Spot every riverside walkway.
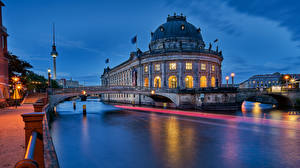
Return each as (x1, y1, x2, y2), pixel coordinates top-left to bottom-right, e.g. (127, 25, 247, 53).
(0, 104, 32, 167)
(0, 93, 45, 167)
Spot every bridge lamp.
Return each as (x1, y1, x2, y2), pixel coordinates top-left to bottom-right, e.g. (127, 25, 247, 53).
(284, 75, 289, 87)
(151, 90, 155, 95)
(290, 78, 295, 88)
(225, 76, 229, 87)
(231, 73, 235, 87)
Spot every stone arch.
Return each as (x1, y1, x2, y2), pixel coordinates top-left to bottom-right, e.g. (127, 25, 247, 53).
(147, 92, 179, 107)
(245, 93, 293, 108)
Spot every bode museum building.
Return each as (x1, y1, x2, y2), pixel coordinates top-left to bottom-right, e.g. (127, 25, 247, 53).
(101, 14, 224, 106)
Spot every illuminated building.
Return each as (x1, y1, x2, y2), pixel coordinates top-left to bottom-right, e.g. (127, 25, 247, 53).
(101, 14, 223, 90)
(0, 1, 9, 103)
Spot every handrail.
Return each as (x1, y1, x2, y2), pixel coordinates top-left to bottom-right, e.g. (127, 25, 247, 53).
(15, 131, 40, 168)
(25, 131, 38, 160)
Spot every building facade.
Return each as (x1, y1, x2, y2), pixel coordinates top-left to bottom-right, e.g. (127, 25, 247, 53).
(0, 1, 9, 102)
(57, 78, 81, 88)
(101, 15, 223, 91)
(239, 72, 281, 89)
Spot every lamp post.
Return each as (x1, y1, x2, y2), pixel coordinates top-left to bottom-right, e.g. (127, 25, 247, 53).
(290, 78, 295, 88)
(47, 68, 51, 88)
(284, 75, 289, 88)
(12, 76, 21, 108)
(231, 73, 235, 87)
(225, 76, 229, 87)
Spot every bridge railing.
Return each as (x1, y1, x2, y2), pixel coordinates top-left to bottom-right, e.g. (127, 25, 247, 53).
(52, 86, 239, 95)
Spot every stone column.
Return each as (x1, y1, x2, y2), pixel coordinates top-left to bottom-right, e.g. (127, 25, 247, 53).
(178, 61, 182, 88)
(194, 62, 199, 88)
(162, 61, 166, 88)
(149, 63, 153, 88)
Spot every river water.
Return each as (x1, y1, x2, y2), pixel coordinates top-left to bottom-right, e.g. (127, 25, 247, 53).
(51, 99, 300, 168)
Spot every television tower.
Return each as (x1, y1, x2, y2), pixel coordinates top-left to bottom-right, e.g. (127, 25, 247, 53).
(50, 23, 58, 80)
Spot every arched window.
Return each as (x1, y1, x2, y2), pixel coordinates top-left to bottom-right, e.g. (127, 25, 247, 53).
(185, 75, 193, 88)
(154, 76, 161, 88)
(211, 77, 216, 87)
(200, 76, 207, 88)
(144, 78, 149, 87)
(168, 76, 177, 88)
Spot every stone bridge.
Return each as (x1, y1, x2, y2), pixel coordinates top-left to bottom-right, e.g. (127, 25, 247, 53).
(51, 86, 300, 109)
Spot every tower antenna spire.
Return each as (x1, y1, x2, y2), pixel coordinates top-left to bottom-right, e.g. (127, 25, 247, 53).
(53, 22, 56, 46)
(51, 22, 58, 80)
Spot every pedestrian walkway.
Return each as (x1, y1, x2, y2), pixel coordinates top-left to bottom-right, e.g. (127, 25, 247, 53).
(0, 104, 33, 167)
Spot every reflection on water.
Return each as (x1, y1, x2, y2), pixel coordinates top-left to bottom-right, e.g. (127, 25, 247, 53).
(240, 101, 300, 121)
(51, 99, 300, 168)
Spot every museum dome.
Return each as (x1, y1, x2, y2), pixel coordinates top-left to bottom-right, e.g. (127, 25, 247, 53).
(151, 14, 204, 42)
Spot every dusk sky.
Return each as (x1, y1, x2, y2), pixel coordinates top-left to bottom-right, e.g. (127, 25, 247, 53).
(4, 0, 300, 85)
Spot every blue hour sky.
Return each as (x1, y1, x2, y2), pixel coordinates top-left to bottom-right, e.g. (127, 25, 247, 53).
(4, 0, 300, 85)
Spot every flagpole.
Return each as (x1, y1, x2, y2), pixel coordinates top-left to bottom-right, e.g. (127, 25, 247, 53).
(136, 35, 138, 51)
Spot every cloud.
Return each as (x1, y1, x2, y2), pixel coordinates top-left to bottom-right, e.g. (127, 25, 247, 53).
(224, 0, 300, 44)
(58, 38, 103, 54)
(165, 0, 300, 83)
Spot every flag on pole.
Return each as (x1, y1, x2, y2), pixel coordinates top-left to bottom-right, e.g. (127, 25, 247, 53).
(105, 58, 109, 64)
(131, 35, 137, 44)
(213, 39, 218, 43)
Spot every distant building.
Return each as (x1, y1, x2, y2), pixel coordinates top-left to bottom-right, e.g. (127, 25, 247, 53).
(0, 1, 9, 102)
(57, 78, 81, 88)
(239, 72, 300, 89)
(239, 72, 281, 89)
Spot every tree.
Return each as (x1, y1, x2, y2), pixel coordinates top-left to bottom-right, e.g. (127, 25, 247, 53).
(6, 53, 61, 93)
(7, 52, 33, 81)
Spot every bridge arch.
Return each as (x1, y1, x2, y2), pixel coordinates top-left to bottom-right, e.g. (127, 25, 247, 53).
(245, 93, 293, 108)
(147, 92, 179, 107)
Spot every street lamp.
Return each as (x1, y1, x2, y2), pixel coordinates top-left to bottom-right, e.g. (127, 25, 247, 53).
(231, 73, 235, 87)
(12, 76, 20, 83)
(48, 68, 51, 88)
(290, 78, 295, 88)
(225, 76, 229, 87)
(284, 75, 289, 87)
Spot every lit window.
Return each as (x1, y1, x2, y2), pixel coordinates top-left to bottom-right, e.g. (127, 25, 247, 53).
(185, 75, 193, 88)
(144, 65, 148, 73)
(144, 78, 149, 87)
(168, 76, 177, 88)
(253, 81, 255, 84)
(169, 62, 176, 70)
(155, 64, 160, 71)
(200, 76, 207, 88)
(211, 65, 215, 71)
(154, 76, 161, 88)
(160, 27, 164, 32)
(201, 63, 206, 70)
(186, 62, 192, 70)
(181, 24, 185, 30)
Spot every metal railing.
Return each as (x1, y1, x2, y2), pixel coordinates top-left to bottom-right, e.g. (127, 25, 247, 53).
(15, 131, 40, 168)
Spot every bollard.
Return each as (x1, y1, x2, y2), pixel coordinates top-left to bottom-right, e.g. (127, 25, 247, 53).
(73, 101, 76, 110)
(83, 105, 86, 115)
